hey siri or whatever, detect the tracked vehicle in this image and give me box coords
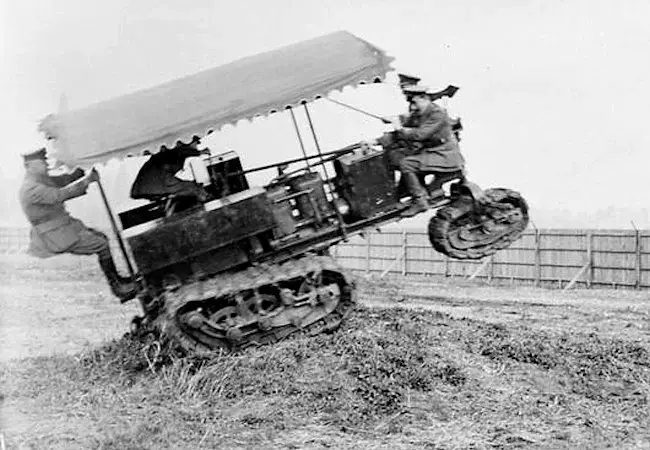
[39,31,528,353]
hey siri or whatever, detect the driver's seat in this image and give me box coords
[419,169,465,198]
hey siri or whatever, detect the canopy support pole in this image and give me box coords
[289,108,311,172]
[303,103,330,180]
[303,103,348,239]
[95,173,136,278]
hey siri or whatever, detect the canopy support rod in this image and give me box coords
[289,108,311,172]
[303,103,329,180]
[303,103,348,239]
[95,171,136,278]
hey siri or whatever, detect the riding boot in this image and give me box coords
[98,252,137,302]
[402,172,429,217]
[402,195,429,217]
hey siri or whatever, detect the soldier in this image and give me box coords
[374,85,465,217]
[131,138,207,200]
[130,138,210,211]
[379,80,424,173]
[19,148,137,301]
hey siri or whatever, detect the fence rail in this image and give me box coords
[3,227,649,289]
[331,228,650,289]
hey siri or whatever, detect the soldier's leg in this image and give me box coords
[399,157,429,217]
[382,144,415,198]
[399,157,428,198]
[68,227,136,301]
[384,147,408,171]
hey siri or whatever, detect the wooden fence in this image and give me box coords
[331,229,650,289]
[2,227,649,289]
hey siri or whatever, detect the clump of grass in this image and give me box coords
[75,328,184,385]
[73,305,465,427]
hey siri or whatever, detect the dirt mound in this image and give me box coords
[3,304,649,449]
[79,306,468,426]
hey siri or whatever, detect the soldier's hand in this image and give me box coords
[197,189,209,203]
[71,167,86,179]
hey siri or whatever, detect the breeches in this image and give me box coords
[67,227,110,255]
[398,156,428,174]
[383,146,418,170]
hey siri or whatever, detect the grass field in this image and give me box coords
[1,254,649,449]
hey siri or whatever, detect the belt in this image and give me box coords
[429,137,451,146]
[30,213,61,226]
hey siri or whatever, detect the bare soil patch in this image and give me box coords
[0,254,140,362]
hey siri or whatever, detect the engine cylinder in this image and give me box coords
[289,172,333,221]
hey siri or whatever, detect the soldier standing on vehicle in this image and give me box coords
[374,85,465,217]
[19,148,137,301]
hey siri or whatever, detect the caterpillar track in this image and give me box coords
[429,188,529,260]
[154,255,355,354]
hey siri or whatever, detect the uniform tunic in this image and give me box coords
[19,170,109,258]
[379,102,465,172]
[130,158,205,201]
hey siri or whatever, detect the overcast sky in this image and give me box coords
[2,0,650,227]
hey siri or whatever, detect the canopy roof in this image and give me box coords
[38,31,394,167]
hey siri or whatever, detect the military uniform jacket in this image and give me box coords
[130,159,204,201]
[19,169,89,257]
[380,103,465,172]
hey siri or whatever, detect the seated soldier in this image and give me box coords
[379,74,423,171]
[131,137,210,212]
[371,85,465,217]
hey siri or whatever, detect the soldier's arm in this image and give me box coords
[24,176,91,205]
[399,113,416,127]
[376,132,396,148]
[398,111,446,142]
[49,168,85,187]
[163,177,206,198]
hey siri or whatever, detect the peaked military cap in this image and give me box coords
[402,85,430,96]
[22,147,48,162]
[427,85,460,100]
[398,73,422,88]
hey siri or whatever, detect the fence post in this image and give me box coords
[401,231,407,276]
[444,255,450,278]
[488,254,495,283]
[587,231,593,288]
[635,229,641,289]
[534,229,541,287]
[365,234,371,275]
